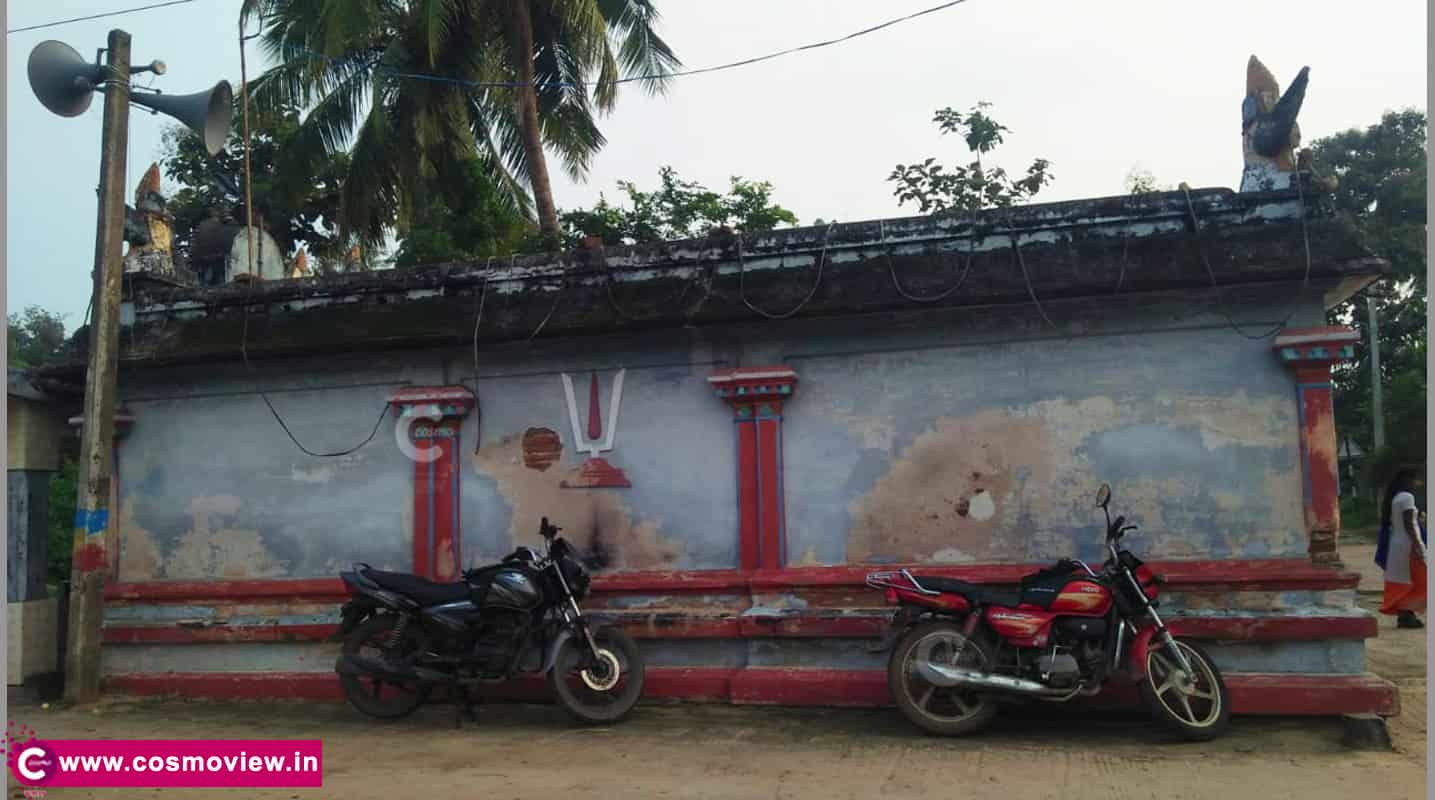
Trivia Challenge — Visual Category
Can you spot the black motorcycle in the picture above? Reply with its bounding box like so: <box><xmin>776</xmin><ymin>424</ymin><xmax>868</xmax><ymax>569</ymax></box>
<box><xmin>333</xmin><ymin>518</ymin><xmax>644</xmax><ymax>725</ymax></box>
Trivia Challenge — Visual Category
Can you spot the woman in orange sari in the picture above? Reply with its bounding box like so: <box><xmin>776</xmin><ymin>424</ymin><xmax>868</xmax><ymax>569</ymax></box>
<box><xmin>1376</xmin><ymin>469</ymin><xmax>1426</xmax><ymax>629</ymax></box>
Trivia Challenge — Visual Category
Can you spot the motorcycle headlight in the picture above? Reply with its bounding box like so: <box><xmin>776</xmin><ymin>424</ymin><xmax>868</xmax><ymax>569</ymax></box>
<box><xmin>562</xmin><ymin>554</ymin><xmax>590</xmax><ymax>600</ymax></box>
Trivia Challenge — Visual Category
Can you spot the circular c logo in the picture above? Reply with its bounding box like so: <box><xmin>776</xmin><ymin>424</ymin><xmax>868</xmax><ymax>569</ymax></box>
<box><xmin>394</xmin><ymin>403</ymin><xmax>444</xmax><ymax>464</ymax></box>
<box><xmin>14</xmin><ymin>743</ymin><xmax>56</xmax><ymax>785</ymax></box>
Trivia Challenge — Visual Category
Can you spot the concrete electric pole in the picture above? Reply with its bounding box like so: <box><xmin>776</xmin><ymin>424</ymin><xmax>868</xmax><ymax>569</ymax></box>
<box><xmin>27</xmin><ymin>30</ymin><xmax>232</xmax><ymax>703</ymax></box>
<box><xmin>64</xmin><ymin>29</ymin><xmax>132</xmax><ymax>704</ymax></box>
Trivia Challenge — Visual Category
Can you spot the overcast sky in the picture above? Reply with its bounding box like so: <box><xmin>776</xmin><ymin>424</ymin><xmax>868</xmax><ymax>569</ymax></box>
<box><xmin>6</xmin><ymin>0</ymin><xmax>1427</xmax><ymax>326</ymax></box>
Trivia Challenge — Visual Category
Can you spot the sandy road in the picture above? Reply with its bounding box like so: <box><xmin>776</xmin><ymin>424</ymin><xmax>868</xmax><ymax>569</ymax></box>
<box><xmin>6</xmin><ymin>685</ymin><xmax>1425</xmax><ymax>800</ymax></box>
<box><xmin>8</xmin><ymin>544</ymin><xmax>1425</xmax><ymax>800</ymax></box>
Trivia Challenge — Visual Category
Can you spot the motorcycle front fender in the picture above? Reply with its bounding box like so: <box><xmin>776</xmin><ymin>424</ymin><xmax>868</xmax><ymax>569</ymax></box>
<box><xmin>540</xmin><ymin>622</ymin><xmax>598</xmax><ymax>674</ymax></box>
<box><xmin>1126</xmin><ymin>625</ymin><xmax>1159</xmax><ymax>680</ymax></box>
<box><xmin>1126</xmin><ymin>622</ymin><xmax>1195</xmax><ymax>680</ymax></box>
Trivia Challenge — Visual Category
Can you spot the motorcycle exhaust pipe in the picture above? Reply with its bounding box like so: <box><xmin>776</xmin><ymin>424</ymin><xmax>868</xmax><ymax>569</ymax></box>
<box><xmin>915</xmin><ymin>660</ymin><xmax>1069</xmax><ymax>696</ymax></box>
<box><xmin>335</xmin><ymin>654</ymin><xmax>450</xmax><ymax>685</ymax></box>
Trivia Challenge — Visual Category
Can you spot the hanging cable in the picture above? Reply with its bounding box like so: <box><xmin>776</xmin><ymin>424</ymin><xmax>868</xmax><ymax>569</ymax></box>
<box><xmin>737</xmin><ymin>223</ymin><xmax>835</xmax><ymax>320</ymax></box>
<box><xmin>885</xmin><ymin>218</ymin><xmax>981</xmax><ymax>303</ymax></box>
<box><xmin>1182</xmin><ymin>181</ymin><xmax>1314</xmax><ymax>340</ymax></box>
<box><xmin>1008</xmin><ymin>220</ymin><xmax>1061</xmax><ymax>335</ymax></box>
<box><xmin>603</xmin><ymin>247</ymin><xmax>710</xmax><ymax>322</ymax></box>
<box><xmin>236</xmin><ymin>11</ymin><xmax>389</xmax><ymax>458</ymax></box>
<box><xmin>1112</xmin><ymin>240</ymin><xmax>1129</xmax><ymax>295</ymax></box>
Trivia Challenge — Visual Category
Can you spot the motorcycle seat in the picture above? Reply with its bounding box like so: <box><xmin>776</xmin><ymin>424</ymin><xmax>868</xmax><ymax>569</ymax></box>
<box><xmin>909</xmin><ymin>576</ymin><xmax>1022</xmax><ymax>608</ymax></box>
<box><xmin>361</xmin><ymin>568</ymin><xmax>470</xmax><ymax>606</ymax></box>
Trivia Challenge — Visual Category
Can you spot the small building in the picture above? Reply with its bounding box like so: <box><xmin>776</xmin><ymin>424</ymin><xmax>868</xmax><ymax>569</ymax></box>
<box><xmin>43</xmin><ymin>178</ymin><xmax>1394</xmax><ymax>716</ymax></box>
<box><xmin>36</xmin><ymin>57</ymin><xmax>1398</xmax><ymax>717</ymax></box>
<box><xmin>7</xmin><ymin>370</ymin><xmax>67</xmax><ymax>685</ymax></box>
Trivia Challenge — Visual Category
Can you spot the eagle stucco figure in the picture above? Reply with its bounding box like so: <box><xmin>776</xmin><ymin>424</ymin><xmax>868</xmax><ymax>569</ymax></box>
<box><xmin>1240</xmin><ymin>56</ymin><xmax>1309</xmax><ymax>192</ymax></box>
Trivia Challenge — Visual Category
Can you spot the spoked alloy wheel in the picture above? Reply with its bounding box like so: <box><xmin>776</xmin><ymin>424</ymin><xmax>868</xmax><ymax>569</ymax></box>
<box><xmin>339</xmin><ymin>614</ymin><xmax>432</xmax><ymax>719</ymax></box>
<box><xmin>549</xmin><ymin>628</ymin><xmax>645</xmax><ymax>724</ymax></box>
<box><xmin>1140</xmin><ymin>638</ymin><xmax>1230</xmax><ymax>741</ymax></box>
<box><xmin>888</xmin><ymin>621</ymin><xmax>998</xmax><ymax>736</ymax></box>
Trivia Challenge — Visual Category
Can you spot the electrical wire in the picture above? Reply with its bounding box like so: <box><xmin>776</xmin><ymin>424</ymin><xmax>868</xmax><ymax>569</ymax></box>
<box><xmin>1182</xmin><ymin>181</ymin><xmax>1314</xmax><ymax>340</ymax></box>
<box><xmin>8</xmin><ymin>0</ymin><xmax>197</xmax><ymax>34</ymax></box>
<box><xmin>236</xmin><ymin>10</ymin><xmax>389</xmax><ymax>458</ymax></box>
<box><xmin>1112</xmin><ymin>240</ymin><xmax>1129</xmax><ymax>295</ymax></box>
<box><xmin>1008</xmin><ymin>220</ymin><xmax>1061</xmax><ymax>335</ymax></box>
<box><xmin>737</xmin><ymin>224</ymin><xmax>835</xmax><ymax>320</ymax></box>
<box><xmin>884</xmin><ymin>218</ymin><xmax>981</xmax><ymax>303</ymax></box>
<box><xmin>288</xmin><ymin>0</ymin><xmax>973</xmax><ymax>91</ymax></box>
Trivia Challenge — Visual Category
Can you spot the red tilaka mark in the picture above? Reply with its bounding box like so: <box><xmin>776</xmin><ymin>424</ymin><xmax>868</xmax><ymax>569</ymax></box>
<box><xmin>587</xmin><ymin>372</ymin><xmax>603</xmax><ymax>441</ymax></box>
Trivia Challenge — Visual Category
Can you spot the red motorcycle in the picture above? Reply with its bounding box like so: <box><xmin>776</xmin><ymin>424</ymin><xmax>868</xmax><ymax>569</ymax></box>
<box><xmin>866</xmin><ymin>484</ymin><xmax>1230</xmax><ymax>740</ymax></box>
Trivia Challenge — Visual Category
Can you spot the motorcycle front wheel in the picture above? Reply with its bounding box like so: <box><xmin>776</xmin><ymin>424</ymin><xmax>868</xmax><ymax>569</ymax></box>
<box><xmin>549</xmin><ymin>628</ymin><xmax>645</xmax><ymax>724</ymax></box>
<box><xmin>1139</xmin><ymin>637</ymin><xmax>1231</xmax><ymax>741</ymax></box>
<box><xmin>888</xmin><ymin>621</ymin><xmax>998</xmax><ymax>736</ymax></box>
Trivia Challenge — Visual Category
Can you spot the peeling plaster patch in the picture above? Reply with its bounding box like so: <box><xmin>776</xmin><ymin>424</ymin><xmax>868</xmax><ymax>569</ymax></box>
<box><xmin>473</xmin><ymin>434</ymin><xmax>681</xmax><ymax>571</ymax></box>
<box><xmin>847</xmin><ymin>410</ymin><xmax>1054</xmax><ymax>563</ymax></box>
<box><xmin>967</xmin><ymin>490</ymin><xmax>995</xmax><ymax>521</ymax></box>
<box><xmin>1164</xmin><ymin>391</ymin><xmax>1294</xmax><ymax>451</ymax></box>
<box><xmin>116</xmin><ymin>501</ymin><xmax>162</xmax><ymax>581</ymax></box>
<box><xmin>845</xmin><ymin>392</ymin><xmax>1305</xmax><ymax>563</ymax></box>
<box><xmin>290</xmin><ymin>464</ymin><xmax>336</xmax><ymax>484</ymax></box>
<box><xmin>165</xmin><ymin>494</ymin><xmax>288</xmax><ymax>579</ymax></box>
<box><xmin>187</xmin><ymin>494</ymin><xmax>242</xmax><ymax>516</ymax></box>
<box><xmin>827</xmin><ymin>409</ymin><xmax>900</xmax><ymax>452</ymax></box>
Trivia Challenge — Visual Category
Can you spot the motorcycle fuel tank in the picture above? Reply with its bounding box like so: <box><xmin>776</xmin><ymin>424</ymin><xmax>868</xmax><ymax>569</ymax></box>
<box><xmin>1048</xmin><ymin>578</ymin><xmax>1113</xmax><ymax>615</ymax></box>
<box><xmin>484</xmin><ymin>568</ymin><xmax>543</xmax><ymax>611</ymax></box>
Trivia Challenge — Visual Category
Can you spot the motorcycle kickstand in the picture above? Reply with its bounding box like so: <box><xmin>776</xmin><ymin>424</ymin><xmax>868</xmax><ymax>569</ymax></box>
<box><xmin>454</xmin><ymin>686</ymin><xmax>480</xmax><ymax>730</ymax></box>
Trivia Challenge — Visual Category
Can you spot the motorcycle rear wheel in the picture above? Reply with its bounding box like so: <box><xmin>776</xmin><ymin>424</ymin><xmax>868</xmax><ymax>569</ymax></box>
<box><xmin>888</xmin><ymin>621</ymin><xmax>998</xmax><ymax>736</ymax></box>
<box><xmin>339</xmin><ymin>614</ymin><xmax>433</xmax><ymax>719</ymax></box>
<box><xmin>1139</xmin><ymin>638</ymin><xmax>1231</xmax><ymax>741</ymax></box>
<box><xmin>549</xmin><ymin>628</ymin><xmax>645</xmax><ymax>724</ymax></box>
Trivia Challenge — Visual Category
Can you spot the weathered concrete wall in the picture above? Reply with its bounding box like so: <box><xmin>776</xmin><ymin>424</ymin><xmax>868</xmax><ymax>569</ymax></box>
<box><xmin>114</xmin><ymin>353</ymin><xmax>420</xmax><ymax>580</ymax></box>
<box><xmin>462</xmin><ymin>358</ymin><xmax>738</xmax><ymax>571</ymax></box>
<box><xmin>781</xmin><ymin>311</ymin><xmax>1313</xmax><ymax>566</ymax></box>
<box><xmin>8</xmin><ymin>396</ymin><xmax>65</xmax><ymax>471</ymax></box>
<box><xmin>112</xmin><ymin>289</ymin><xmax>1326</xmax><ymax>580</ymax></box>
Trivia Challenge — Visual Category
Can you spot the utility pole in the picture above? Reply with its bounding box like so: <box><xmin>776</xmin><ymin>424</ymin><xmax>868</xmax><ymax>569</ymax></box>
<box><xmin>65</xmin><ymin>29</ymin><xmax>131</xmax><ymax>704</ymax></box>
<box><xmin>1367</xmin><ymin>293</ymin><xmax>1385</xmax><ymax>453</ymax></box>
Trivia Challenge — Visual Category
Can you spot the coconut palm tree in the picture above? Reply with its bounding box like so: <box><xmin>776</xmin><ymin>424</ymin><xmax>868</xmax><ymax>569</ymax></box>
<box><xmin>241</xmin><ymin>0</ymin><xmax>679</xmax><ymax>245</ymax></box>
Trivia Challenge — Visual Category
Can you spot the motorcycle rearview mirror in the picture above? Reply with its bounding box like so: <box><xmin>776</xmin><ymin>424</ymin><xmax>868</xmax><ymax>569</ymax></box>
<box><xmin>1096</xmin><ymin>484</ymin><xmax>1111</xmax><ymax>509</ymax></box>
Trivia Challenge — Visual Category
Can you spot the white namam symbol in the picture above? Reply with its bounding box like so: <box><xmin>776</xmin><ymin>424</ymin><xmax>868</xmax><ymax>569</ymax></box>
<box><xmin>560</xmin><ymin>369</ymin><xmax>626</xmax><ymax>457</ymax></box>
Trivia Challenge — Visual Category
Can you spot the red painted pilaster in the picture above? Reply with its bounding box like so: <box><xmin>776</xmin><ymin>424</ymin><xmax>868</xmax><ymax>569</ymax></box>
<box><xmin>389</xmin><ymin>387</ymin><xmax>476</xmax><ymax>581</ymax></box>
<box><xmin>709</xmin><ymin>368</ymin><xmax>798</xmax><ymax>571</ymax></box>
<box><xmin>1274</xmin><ymin>327</ymin><xmax>1359</xmax><ymax>567</ymax></box>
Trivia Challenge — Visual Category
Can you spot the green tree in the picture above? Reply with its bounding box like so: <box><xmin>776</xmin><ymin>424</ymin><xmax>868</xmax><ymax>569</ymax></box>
<box><xmin>161</xmin><ymin>102</ymin><xmax>352</xmax><ymax>271</ymax></box>
<box><xmin>7</xmin><ymin>306</ymin><xmax>68</xmax><ymax>368</ymax></box>
<box><xmin>889</xmin><ymin>102</ymin><xmax>1053</xmax><ymax>214</ymax></box>
<box><xmin>559</xmin><ymin>166</ymin><xmax>798</xmax><ymax>246</ymax></box>
<box><xmin>1310</xmin><ymin>109</ymin><xmax>1427</xmax><ymax>472</ymax></box>
<box><xmin>47</xmin><ymin>458</ymin><xmax>78</xmax><ymax>587</ymax></box>
<box><xmin>244</xmin><ymin>0</ymin><xmax>680</xmax><ymax>245</ymax></box>
<box><xmin>1124</xmin><ymin>167</ymin><xmax>1169</xmax><ymax>195</ymax></box>
<box><xmin>392</xmin><ymin>158</ymin><xmax>536</xmax><ymax>266</ymax></box>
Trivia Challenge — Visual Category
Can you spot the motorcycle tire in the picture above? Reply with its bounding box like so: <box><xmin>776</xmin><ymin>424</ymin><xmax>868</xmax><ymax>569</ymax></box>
<box><xmin>888</xmin><ymin>621</ymin><xmax>999</xmax><ymax>737</ymax></box>
<box><xmin>549</xmin><ymin>628</ymin><xmax>645</xmax><ymax>724</ymax></box>
<box><xmin>339</xmin><ymin>614</ymin><xmax>433</xmax><ymax>720</ymax></box>
<box><xmin>1139</xmin><ymin>637</ymin><xmax>1231</xmax><ymax>741</ymax></box>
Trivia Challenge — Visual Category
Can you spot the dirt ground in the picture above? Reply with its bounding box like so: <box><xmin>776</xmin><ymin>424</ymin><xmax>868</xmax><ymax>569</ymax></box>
<box><xmin>7</xmin><ymin>543</ymin><xmax>1426</xmax><ymax>800</ymax></box>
